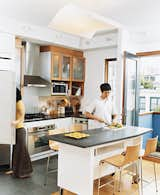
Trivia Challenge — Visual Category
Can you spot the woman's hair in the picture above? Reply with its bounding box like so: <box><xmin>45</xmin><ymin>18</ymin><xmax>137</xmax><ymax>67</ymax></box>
<box><xmin>16</xmin><ymin>88</ymin><xmax>22</xmax><ymax>102</ymax></box>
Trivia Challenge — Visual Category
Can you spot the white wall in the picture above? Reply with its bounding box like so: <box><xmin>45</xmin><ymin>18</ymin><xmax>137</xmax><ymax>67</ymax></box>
<box><xmin>81</xmin><ymin>47</ymin><xmax>117</xmax><ymax>110</ymax></box>
<box><xmin>0</xmin><ymin>16</ymin><xmax>81</xmax><ymax>50</ymax></box>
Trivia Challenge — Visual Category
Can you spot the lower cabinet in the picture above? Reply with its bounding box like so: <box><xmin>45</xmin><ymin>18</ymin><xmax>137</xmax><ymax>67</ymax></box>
<box><xmin>55</xmin><ymin>118</ymin><xmax>73</xmax><ymax>131</ymax></box>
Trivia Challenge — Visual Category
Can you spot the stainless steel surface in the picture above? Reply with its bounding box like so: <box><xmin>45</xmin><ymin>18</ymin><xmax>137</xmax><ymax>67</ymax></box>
<box><xmin>0</xmin><ymin>144</ymin><xmax>10</xmax><ymax>166</ymax></box>
<box><xmin>24</xmin><ymin>76</ymin><xmax>50</xmax><ymax>87</ymax></box>
<box><xmin>52</xmin><ymin>82</ymin><xmax>68</xmax><ymax>95</ymax></box>
<box><xmin>24</xmin><ymin>42</ymin><xmax>50</xmax><ymax>87</ymax></box>
<box><xmin>25</xmin><ymin>113</ymin><xmax>46</xmax><ymax>122</ymax></box>
<box><xmin>27</xmin><ymin>124</ymin><xmax>55</xmax><ymax>133</ymax></box>
<box><xmin>27</xmin><ymin>124</ymin><xmax>55</xmax><ymax>156</ymax></box>
<box><xmin>73</xmin><ymin>117</ymin><xmax>88</xmax><ymax>130</ymax></box>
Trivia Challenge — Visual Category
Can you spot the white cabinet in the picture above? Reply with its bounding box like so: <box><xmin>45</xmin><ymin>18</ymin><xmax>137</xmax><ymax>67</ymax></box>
<box><xmin>0</xmin><ymin>71</ymin><xmax>16</xmax><ymax>144</ymax></box>
<box><xmin>55</xmin><ymin>118</ymin><xmax>73</xmax><ymax>130</ymax></box>
<box><xmin>39</xmin><ymin>52</ymin><xmax>51</xmax><ymax>81</ymax></box>
<box><xmin>0</xmin><ymin>32</ymin><xmax>15</xmax><ymax>59</ymax></box>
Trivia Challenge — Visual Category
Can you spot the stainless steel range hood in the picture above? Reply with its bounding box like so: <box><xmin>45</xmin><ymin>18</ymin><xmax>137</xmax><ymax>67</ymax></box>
<box><xmin>24</xmin><ymin>75</ymin><xmax>50</xmax><ymax>87</ymax></box>
<box><xmin>24</xmin><ymin>42</ymin><xmax>50</xmax><ymax>87</ymax></box>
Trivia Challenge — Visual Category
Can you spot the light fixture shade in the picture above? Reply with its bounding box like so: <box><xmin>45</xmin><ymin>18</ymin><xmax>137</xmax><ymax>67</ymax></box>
<box><xmin>49</xmin><ymin>4</ymin><xmax>116</xmax><ymax>39</ymax></box>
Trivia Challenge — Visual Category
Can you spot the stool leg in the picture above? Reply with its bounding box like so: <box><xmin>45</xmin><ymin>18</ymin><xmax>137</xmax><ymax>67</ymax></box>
<box><xmin>59</xmin><ymin>188</ymin><xmax>63</xmax><ymax>195</ymax></box>
<box><xmin>140</xmin><ymin>158</ymin><xmax>143</xmax><ymax>195</ymax></box>
<box><xmin>98</xmin><ymin>164</ymin><xmax>101</xmax><ymax>195</ymax></box>
<box><xmin>44</xmin><ymin>155</ymin><xmax>50</xmax><ymax>185</ymax></box>
<box><xmin>153</xmin><ymin>163</ymin><xmax>158</xmax><ymax>192</ymax></box>
<box><xmin>118</xmin><ymin>167</ymin><xmax>122</xmax><ymax>192</ymax></box>
<box><xmin>113</xmin><ymin>169</ymin><xmax>116</xmax><ymax>195</ymax></box>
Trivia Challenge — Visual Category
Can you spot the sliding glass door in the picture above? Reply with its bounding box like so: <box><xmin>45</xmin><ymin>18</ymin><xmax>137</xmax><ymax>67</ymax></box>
<box><xmin>122</xmin><ymin>52</ymin><xmax>140</xmax><ymax>126</ymax></box>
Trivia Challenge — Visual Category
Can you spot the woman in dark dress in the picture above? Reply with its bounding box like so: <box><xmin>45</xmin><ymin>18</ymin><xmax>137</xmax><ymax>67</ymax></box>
<box><xmin>12</xmin><ymin>88</ymin><xmax>33</xmax><ymax>178</ymax></box>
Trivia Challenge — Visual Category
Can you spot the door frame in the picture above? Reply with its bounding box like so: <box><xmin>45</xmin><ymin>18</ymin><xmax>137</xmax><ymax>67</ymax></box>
<box><xmin>122</xmin><ymin>50</ymin><xmax>160</xmax><ymax>124</ymax></box>
<box><xmin>104</xmin><ymin>58</ymin><xmax>117</xmax><ymax>82</ymax></box>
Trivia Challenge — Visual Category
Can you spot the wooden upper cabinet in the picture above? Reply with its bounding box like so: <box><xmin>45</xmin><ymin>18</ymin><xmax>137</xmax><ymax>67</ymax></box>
<box><xmin>51</xmin><ymin>53</ymin><xmax>61</xmax><ymax>80</ymax></box>
<box><xmin>72</xmin><ymin>57</ymin><xmax>85</xmax><ymax>81</ymax></box>
<box><xmin>51</xmin><ymin>53</ymin><xmax>71</xmax><ymax>81</ymax></box>
<box><xmin>61</xmin><ymin>55</ymin><xmax>71</xmax><ymax>80</ymax></box>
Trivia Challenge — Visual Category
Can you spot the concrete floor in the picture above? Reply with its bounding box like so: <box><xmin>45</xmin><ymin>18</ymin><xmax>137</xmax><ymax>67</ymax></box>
<box><xmin>0</xmin><ymin>156</ymin><xmax>58</xmax><ymax>195</ymax></box>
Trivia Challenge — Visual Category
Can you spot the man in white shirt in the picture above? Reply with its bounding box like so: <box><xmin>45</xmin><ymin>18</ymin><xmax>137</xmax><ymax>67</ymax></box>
<box><xmin>85</xmin><ymin>83</ymin><xmax>117</xmax><ymax>128</ymax></box>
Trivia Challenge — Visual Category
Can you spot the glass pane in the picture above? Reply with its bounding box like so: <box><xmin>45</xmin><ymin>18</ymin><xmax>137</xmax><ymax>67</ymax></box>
<box><xmin>73</xmin><ymin>58</ymin><xmax>84</xmax><ymax>80</ymax></box>
<box><xmin>62</xmin><ymin>56</ymin><xmax>70</xmax><ymax>79</ymax></box>
<box><xmin>139</xmin><ymin>97</ymin><xmax>146</xmax><ymax>112</ymax></box>
<box><xmin>139</xmin><ymin>55</ymin><xmax>160</xmax><ymax>112</ymax></box>
<box><xmin>52</xmin><ymin>55</ymin><xmax>59</xmax><ymax>78</ymax></box>
<box><xmin>125</xmin><ymin>58</ymin><xmax>137</xmax><ymax>125</ymax></box>
<box><xmin>108</xmin><ymin>61</ymin><xmax>117</xmax><ymax>104</ymax></box>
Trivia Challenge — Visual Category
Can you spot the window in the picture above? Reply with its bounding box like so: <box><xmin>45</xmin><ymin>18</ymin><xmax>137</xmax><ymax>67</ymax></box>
<box><xmin>150</xmin><ymin>97</ymin><xmax>160</xmax><ymax>111</ymax></box>
<box><xmin>139</xmin><ymin>97</ymin><xmax>146</xmax><ymax>112</ymax></box>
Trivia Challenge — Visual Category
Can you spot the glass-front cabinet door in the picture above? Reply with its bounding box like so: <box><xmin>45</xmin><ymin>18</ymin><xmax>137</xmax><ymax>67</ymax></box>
<box><xmin>72</xmin><ymin>57</ymin><xmax>85</xmax><ymax>81</ymax></box>
<box><xmin>61</xmin><ymin>55</ymin><xmax>71</xmax><ymax>80</ymax></box>
<box><xmin>51</xmin><ymin>53</ymin><xmax>60</xmax><ymax>80</ymax></box>
<box><xmin>123</xmin><ymin>51</ymin><xmax>139</xmax><ymax>126</ymax></box>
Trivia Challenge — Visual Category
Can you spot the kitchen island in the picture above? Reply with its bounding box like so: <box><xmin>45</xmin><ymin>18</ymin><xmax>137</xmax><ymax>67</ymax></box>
<box><xmin>49</xmin><ymin>126</ymin><xmax>152</xmax><ymax>195</ymax></box>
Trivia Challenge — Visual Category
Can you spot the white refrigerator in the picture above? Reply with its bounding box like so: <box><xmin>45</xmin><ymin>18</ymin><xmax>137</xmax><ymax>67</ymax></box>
<box><xmin>0</xmin><ymin>70</ymin><xmax>16</xmax><ymax>166</ymax></box>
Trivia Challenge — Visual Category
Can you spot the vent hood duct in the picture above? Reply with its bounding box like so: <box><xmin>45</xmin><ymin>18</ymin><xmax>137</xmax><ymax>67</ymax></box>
<box><xmin>24</xmin><ymin>42</ymin><xmax>50</xmax><ymax>87</ymax></box>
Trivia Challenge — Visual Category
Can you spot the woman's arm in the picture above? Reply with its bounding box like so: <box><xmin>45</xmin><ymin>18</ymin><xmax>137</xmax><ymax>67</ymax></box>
<box><xmin>12</xmin><ymin>101</ymin><xmax>25</xmax><ymax>127</ymax></box>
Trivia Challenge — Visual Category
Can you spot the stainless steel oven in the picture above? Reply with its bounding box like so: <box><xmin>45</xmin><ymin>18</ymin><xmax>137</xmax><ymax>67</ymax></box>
<box><xmin>27</xmin><ymin>124</ymin><xmax>55</xmax><ymax>156</ymax></box>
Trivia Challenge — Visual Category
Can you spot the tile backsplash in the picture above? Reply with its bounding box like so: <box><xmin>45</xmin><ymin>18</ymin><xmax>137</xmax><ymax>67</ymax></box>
<box><xmin>23</xmin><ymin>87</ymin><xmax>69</xmax><ymax>114</ymax></box>
<box><xmin>23</xmin><ymin>87</ymin><xmax>50</xmax><ymax>113</ymax></box>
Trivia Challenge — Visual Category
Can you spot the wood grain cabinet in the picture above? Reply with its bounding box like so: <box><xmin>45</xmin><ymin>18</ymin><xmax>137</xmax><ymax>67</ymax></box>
<box><xmin>61</xmin><ymin>55</ymin><xmax>71</xmax><ymax>80</ymax></box>
<box><xmin>51</xmin><ymin>53</ymin><xmax>71</xmax><ymax>81</ymax></box>
<box><xmin>51</xmin><ymin>53</ymin><xmax>60</xmax><ymax>80</ymax></box>
<box><xmin>40</xmin><ymin>45</ymin><xmax>85</xmax><ymax>96</ymax></box>
<box><xmin>72</xmin><ymin>57</ymin><xmax>85</xmax><ymax>81</ymax></box>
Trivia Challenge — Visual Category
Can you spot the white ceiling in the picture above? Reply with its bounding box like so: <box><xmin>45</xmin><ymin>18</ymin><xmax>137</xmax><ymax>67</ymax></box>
<box><xmin>49</xmin><ymin>4</ymin><xmax>116</xmax><ymax>38</ymax></box>
<box><xmin>0</xmin><ymin>0</ymin><xmax>160</xmax><ymax>35</ymax></box>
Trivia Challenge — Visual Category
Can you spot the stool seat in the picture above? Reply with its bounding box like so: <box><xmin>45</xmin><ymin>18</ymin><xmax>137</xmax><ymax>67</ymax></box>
<box><xmin>140</xmin><ymin>137</ymin><xmax>159</xmax><ymax>193</ymax></box>
<box><xmin>98</xmin><ymin>144</ymin><xmax>140</xmax><ymax>195</ymax></box>
<box><xmin>100</xmin><ymin>154</ymin><xmax>125</xmax><ymax>168</ymax></box>
<box><xmin>142</xmin><ymin>155</ymin><xmax>160</xmax><ymax>163</ymax></box>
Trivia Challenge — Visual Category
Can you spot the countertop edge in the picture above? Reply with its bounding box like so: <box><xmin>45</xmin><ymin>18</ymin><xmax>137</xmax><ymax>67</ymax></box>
<box><xmin>49</xmin><ymin>128</ymin><xmax>152</xmax><ymax>148</ymax></box>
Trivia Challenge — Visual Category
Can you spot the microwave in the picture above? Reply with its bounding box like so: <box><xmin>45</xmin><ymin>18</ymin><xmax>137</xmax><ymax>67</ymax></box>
<box><xmin>52</xmin><ymin>82</ymin><xmax>68</xmax><ymax>95</ymax></box>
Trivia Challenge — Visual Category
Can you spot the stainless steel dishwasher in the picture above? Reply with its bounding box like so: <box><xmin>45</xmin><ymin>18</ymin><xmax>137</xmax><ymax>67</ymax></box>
<box><xmin>73</xmin><ymin>117</ymin><xmax>88</xmax><ymax>130</ymax></box>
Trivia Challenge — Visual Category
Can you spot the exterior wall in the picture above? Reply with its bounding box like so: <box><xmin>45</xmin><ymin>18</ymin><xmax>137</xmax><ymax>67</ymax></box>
<box><xmin>139</xmin><ymin>113</ymin><xmax>160</xmax><ymax>148</ymax></box>
<box><xmin>152</xmin><ymin>114</ymin><xmax>160</xmax><ymax>138</ymax></box>
<box><xmin>139</xmin><ymin>114</ymin><xmax>153</xmax><ymax>148</ymax></box>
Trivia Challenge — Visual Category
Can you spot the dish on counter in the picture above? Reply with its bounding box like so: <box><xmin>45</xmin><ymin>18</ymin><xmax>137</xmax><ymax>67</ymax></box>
<box><xmin>108</xmin><ymin>123</ymin><xmax>123</xmax><ymax>128</ymax></box>
<box><xmin>64</xmin><ymin>132</ymin><xmax>90</xmax><ymax>139</ymax></box>
<box><xmin>105</xmin><ymin>123</ymin><xmax>123</xmax><ymax>130</ymax></box>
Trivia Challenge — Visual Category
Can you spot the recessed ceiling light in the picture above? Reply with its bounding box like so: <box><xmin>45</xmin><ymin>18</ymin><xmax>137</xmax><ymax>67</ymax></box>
<box><xmin>49</xmin><ymin>4</ymin><xmax>116</xmax><ymax>39</ymax></box>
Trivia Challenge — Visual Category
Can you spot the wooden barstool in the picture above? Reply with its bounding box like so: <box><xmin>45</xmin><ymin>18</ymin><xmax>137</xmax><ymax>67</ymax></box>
<box><xmin>44</xmin><ymin>128</ymin><xmax>65</xmax><ymax>186</ymax></box>
<box><xmin>141</xmin><ymin>137</ymin><xmax>159</xmax><ymax>192</ymax></box>
<box><xmin>98</xmin><ymin>144</ymin><xmax>140</xmax><ymax>195</ymax></box>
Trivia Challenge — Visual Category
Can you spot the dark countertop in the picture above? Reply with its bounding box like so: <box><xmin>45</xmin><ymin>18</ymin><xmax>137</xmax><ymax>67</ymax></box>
<box><xmin>48</xmin><ymin>126</ymin><xmax>152</xmax><ymax>148</ymax></box>
<box><xmin>24</xmin><ymin>114</ymin><xmax>88</xmax><ymax>123</ymax></box>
